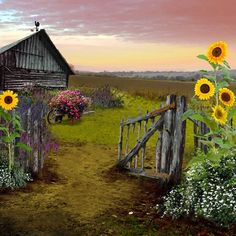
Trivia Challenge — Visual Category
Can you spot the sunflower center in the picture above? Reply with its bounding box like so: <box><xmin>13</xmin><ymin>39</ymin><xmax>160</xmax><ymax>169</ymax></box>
<box><xmin>221</xmin><ymin>92</ymin><xmax>230</xmax><ymax>102</ymax></box>
<box><xmin>4</xmin><ymin>96</ymin><xmax>13</xmax><ymax>104</ymax></box>
<box><xmin>200</xmin><ymin>84</ymin><xmax>210</xmax><ymax>93</ymax></box>
<box><xmin>212</xmin><ymin>47</ymin><xmax>222</xmax><ymax>57</ymax></box>
<box><xmin>215</xmin><ymin>109</ymin><xmax>223</xmax><ymax>118</ymax></box>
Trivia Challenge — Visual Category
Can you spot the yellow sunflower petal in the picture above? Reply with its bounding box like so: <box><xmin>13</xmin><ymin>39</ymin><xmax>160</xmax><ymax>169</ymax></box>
<box><xmin>207</xmin><ymin>41</ymin><xmax>227</xmax><ymax>64</ymax></box>
<box><xmin>212</xmin><ymin>105</ymin><xmax>228</xmax><ymax>125</ymax></box>
<box><xmin>0</xmin><ymin>90</ymin><xmax>19</xmax><ymax>110</ymax></box>
<box><xmin>194</xmin><ymin>78</ymin><xmax>215</xmax><ymax>100</ymax></box>
<box><xmin>219</xmin><ymin>88</ymin><xmax>235</xmax><ymax>107</ymax></box>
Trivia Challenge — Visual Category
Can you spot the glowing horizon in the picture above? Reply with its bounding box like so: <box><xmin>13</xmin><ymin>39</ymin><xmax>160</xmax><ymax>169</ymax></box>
<box><xmin>1</xmin><ymin>0</ymin><xmax>236</xmax><ymax>72</ymax></box>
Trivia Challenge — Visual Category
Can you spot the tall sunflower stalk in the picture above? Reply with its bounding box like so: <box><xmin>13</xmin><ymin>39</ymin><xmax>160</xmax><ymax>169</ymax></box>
<box><xmin>183</xmin><ymin>41</ymin><xmax>236</xmax><ymax>159</ymax></box>
<box><xmin>0</xmin><ymin>90</ymin><xmax>31</xmax><ymax>170</ymax></box>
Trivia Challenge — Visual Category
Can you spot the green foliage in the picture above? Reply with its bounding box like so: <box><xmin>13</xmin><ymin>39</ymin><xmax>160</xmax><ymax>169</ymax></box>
<box><xmin>164</xmin><ymin>154</ymin><xmax>236</xmax><ymax>226</ymax></box>
<box><xmin>0</xmin><ymin>107</ymin><xmax>31</xmax><ymax>170</ymax></box>
<box><xmin>0</xmin><ymin>158</ymin><xmax>32</xmax><ymax>189</ymax></box>
<box><xmin>50</xmin><ymin>92</ymin><xmax>161</xmax><ymax>147</ymax></box>
<box><xmin>183</xmin><ymin>46</ymin><xmax>236</xmax><ymax>159</ymax></box>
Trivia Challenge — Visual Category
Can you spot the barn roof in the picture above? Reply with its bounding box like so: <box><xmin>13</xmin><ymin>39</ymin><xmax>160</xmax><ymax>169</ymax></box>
<box><xmin>0</xmin><ymin>29</ymin><xmax>74</xmax><ymax>74</ymax></box>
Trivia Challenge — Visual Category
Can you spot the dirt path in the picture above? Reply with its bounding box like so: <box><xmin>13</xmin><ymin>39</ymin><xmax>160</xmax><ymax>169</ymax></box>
<box><xmin>0</xmin><ymin>141</ymin><xmax>233</xmax><ymax>236</ymax></box>
<box><xmin>0</xmin><ymin>141</ymin><xmax>162</xmax><ymax>236</ymax></box>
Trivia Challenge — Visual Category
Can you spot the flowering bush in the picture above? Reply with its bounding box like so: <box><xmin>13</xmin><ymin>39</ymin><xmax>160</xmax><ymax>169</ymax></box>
<box><xmin>48</xmin><ymin>90</ymin><xmax>90</xmax><ymax>120</ymax></box>
<box><xmin>164</xmin><ymin>154</ymin><xmax>236</xmax><ymax>226</ymax></box>
<box><xmin>0</xmin><ymin>158</ymin><xmax>32</xmax><ymax>190</ymax></box>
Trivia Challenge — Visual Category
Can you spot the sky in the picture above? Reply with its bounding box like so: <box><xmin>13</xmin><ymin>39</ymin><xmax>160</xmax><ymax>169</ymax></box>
<box><xmin>0</xmin><ymin>0</ymin><xmax>236</xmax><ymax>72</ymax></box>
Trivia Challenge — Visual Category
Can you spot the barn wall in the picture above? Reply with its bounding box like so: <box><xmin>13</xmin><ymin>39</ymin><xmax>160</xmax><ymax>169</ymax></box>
<box><xmin>0</xmin><ymin>50</ymin><xmax>16</xmax><ymax>68</ymax></box>
<box><xmin>3</xmin><ymin>68</ymin><xmax>67</xmax><ymax>90</ymax></box>
<box><xmin>0</xmin><ymin>34</ymin><xmax>65</xmax><ymax>73</ymax></box>
<box><xmin>14</xmin><ymin>34</ymin><xmax>64</xmax><ymax>72</ymax></box>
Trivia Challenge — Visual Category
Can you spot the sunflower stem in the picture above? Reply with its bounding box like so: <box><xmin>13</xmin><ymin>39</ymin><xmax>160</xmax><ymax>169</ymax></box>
<box><xmin>214</xmin><ymin>67</ymin><xmax>218</xmax><ymax>106</ymax></box>
<box><xmin>6</xmin><ymin>123</ymin><xmax>13</xmax><ymax>170</ymax></box>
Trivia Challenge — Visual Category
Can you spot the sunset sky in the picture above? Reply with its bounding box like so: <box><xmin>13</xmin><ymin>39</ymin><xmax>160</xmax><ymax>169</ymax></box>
<box><xmin>0</xmin><ymin>0</ymin><xmax>236</xmax><ymax>72</ymax></box>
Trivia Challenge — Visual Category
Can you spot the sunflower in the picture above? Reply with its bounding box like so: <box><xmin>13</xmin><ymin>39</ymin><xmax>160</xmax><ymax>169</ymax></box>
<box><xmin>194</xmin><ymin>78</ymin><xmax>215</xmax><ymax>100</ymax></box>
<box><xmin>212</xmin><ymin>105</ymin><xmax>227</xmax><ymax>125</ymax></box>
<box><xmin>207</xmin><ymin>41</ymin><xmax>227</xmax><ymax>64</ymax></box>
<box><xmin>219</xmin><ymin>88</ymin><xmax>235</xmax><ymax>107</ymax></box>
<box><xmin>0</xmin><ymin>90</ymin><xmax>19</xmax><ymax>110</ymax></box>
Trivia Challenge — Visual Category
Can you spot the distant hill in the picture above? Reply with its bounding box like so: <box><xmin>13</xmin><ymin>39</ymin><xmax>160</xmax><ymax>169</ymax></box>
<box><xmin>78</xmin><ymin>70</ymin><xmax>236</xmax><ymax>81</ymax></box>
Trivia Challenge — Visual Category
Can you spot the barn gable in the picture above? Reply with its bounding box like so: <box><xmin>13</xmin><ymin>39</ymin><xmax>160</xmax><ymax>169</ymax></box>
<box><xmin>0</xmin><ymin>29</ymin><xmax>74</xmax><ymax>90</ymax></box>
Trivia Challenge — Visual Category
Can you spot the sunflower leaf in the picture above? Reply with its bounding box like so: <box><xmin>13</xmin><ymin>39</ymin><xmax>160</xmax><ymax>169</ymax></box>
<box><xmin>0</xmin><ymin>126</ymin><xmax>8</xmax><ymax>133</ymax></box>
<box><xmin>199</xmin><ymin>69</ymin><xmax>209</xmax><ymax>73</ymax></box>
<box><xmin>227</xmin><ymin>108</ymin><xmax>236</xmax><ymax>122</ymax></box>
<box><xmin>15</xmin><ymin>142</ymin><xmax>32</xmax><ymax>151</ymax></box>
<box><xmin>223</xmin><ymin>60</ymin><xmax>231</xmax><ymax>69</ymax></box>
<box><xmin>197</xmin><ymin>54</ymin><xmax>208</xmax><ymax>61</ymax></box>
<box><xmin>190</xmin><ymin>113</ymin><xmax>217</xmax><ymax>132</ymax></box>
<box><xmin>218</xmin><ymin>64</ymin><xmax>226</xmax><ymax>71</ymax></box>
<box><xmin>204</xmin><ymin>76</ymin><xmax>215</xmax><ymax>82</ymax></box>
<box><xmin>209</xmin><ymin>62</ymin><xmax>218</xmax><ymax>70</ymax></box>
<box><xmin>199</xmin><ymin>140</ymin><xmax>215</xmax><ymax>147</ymax></box>
<box><xmin>215</xmin><ymin>80</ymin><xmax>229</xmax><ymax>93</ymax></box>
<box><xmin>212</xmin><ymin>137</ymin><xmax>224</xmax><ymax>146</ymax></box>
<box><xmin>181</xmin><ymin>109</ymin><xmax>195</xmax><ymax>121</ymax></box>
<box><xmin>0</xmin><ymin>109</ymin><xmax>11</xmax><ymax>121</ymax></box>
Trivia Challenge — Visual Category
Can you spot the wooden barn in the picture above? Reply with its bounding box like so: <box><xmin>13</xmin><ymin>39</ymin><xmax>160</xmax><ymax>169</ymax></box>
<box><xmin>0</xmin><ymin>29</ymin><xmax>74</xmax><ymax>90</ymax></box>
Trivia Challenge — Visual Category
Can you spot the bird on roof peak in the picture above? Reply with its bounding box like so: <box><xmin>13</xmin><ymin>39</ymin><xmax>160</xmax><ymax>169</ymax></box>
<box><xmin>35</xmin><ymin>21</ymin><xmax>40</xmax><ymax>32</ymax></box>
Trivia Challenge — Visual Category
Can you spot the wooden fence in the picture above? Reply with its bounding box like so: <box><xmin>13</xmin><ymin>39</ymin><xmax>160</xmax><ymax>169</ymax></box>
<box><xmin>0</xmin><ymin>97</ymin><xmax>49</xmax><ymax>175</ymax></box>
<box><xmin>117</xmin><ymin>95</ymin><xmax>187</xmax><ymax>184</ymax></box>
<box><xmin>15</xmin><ymin>100</ymin><xmax>49</xmax><ymax>175</ymax></box>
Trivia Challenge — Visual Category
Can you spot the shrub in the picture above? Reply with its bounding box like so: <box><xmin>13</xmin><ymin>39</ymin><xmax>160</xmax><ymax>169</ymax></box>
<box><xmin>163</xmin><ymin>154</ymin><xmax>236</xmax><ymax>227</ymax></box>
<box><xmin>0</xmin><ymin>158</ymin><xmax>32</xmax><ymax>190</ymax></box>
<box><xmin>90</xmin><ymin>85</ymin><xmax>124</xmax><ymax>108</ymax></box>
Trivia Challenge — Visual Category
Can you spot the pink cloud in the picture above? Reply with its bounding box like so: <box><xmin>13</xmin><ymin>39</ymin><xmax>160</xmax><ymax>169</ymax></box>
<box><xmin>1</xmin><ymin>0</ymin><xmax>236</xmax><ymax>44</ymax></box>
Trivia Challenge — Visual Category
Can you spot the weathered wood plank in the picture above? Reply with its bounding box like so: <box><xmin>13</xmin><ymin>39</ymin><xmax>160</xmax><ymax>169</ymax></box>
<box><xmin>156</xmin><ymin>131</ymin><xmax>163</xmax><ymax>173</ymax></box>
<box><xmin>169</xmin><ymin>96</ymin><xmax>187</xmax><ymax>184</ymax></box>
<box><xmin>118</xmin><ymin>118</ymin><xmax>124</xmax><ymax>161</ymax></box>
<box><xmin>141</xmin><ymin>113</ymin><xmax>148</xmax><ymax>171</ymax></box>
<box><xmin>134</xmin><ymin>121</ymin><xmax>141</xmax><ymax>169</ymax></box>
<box><xmin>117</xmin><ymin>114</ymin><xmax>164</xmax><ymax>168</ymax></box>
<box><xmin>123</xmin><ymin>102</ymin><xmax>176</xmax><ymax>126</ymax></box>
<box><xmin>125</xmin><ymin>124</ymin><xmax>131</xmax><ymax>168</ymax></box>
<box><xmin>160</xmin><ymin>95</ymin><xmax>176</xmax><ymax>173</ymax></box>
<box><xmin>33</xmin><ymin>120</ymin><xmax>39</xmax><ymax>173</ymax></box>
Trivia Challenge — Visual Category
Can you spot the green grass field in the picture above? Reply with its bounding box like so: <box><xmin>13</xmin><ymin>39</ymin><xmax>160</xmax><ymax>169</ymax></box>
<box><xmin>52</xmin><ymin>75</ymin><xmax>196</xmax><ymax>167</ymax></box>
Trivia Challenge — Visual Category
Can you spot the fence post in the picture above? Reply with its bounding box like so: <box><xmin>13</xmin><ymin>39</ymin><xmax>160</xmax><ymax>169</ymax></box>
<box><xmin>169</xmin><ymin>96</ymin><xmax>187</xmax><ymax>184</ymax></box>
<box><xmin>160</xmin><ymin>95</ymin><xmax>176</xmax><ymax>173</ymax></box>
<box><xmin>33</xmin><ymin>120</ymin><xmax>39</xmax><ymax>173</ymax></box>
<box><xmin>26</xmin><ymin>107</ymin><xmax>32</xmax><ymax>171</ymax></box>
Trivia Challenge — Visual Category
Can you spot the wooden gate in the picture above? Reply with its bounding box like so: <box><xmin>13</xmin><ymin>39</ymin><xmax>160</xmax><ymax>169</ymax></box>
<box><xmin>116</xmin><ymin>95</ymin><xmax>187</xmax><ymax>184</ymax></box>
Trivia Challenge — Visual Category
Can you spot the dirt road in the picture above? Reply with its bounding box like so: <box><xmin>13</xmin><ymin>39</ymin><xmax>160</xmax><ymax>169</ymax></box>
<box><xmin>0</xmin><ymin>142</ymin><xmax>162</xmax><ymax>236</ymax></box>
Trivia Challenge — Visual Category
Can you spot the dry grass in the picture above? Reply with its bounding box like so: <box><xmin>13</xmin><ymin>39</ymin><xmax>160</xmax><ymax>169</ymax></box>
<box><xmin>69</xmin><ymin>74</ymin><xmax>236</xmax><ymax>101</ymax></box>
<box><xmin>69</xmin><ymin>75</ymin><xmax>195</xmax><ymax>100</ymax></box>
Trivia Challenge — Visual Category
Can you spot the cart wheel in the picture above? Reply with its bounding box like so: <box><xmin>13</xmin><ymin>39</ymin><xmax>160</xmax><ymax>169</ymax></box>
<box><xmin>47</xmin><ymin>109</ymin><xmax>63</xmax><ymax>124</ymax></box>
